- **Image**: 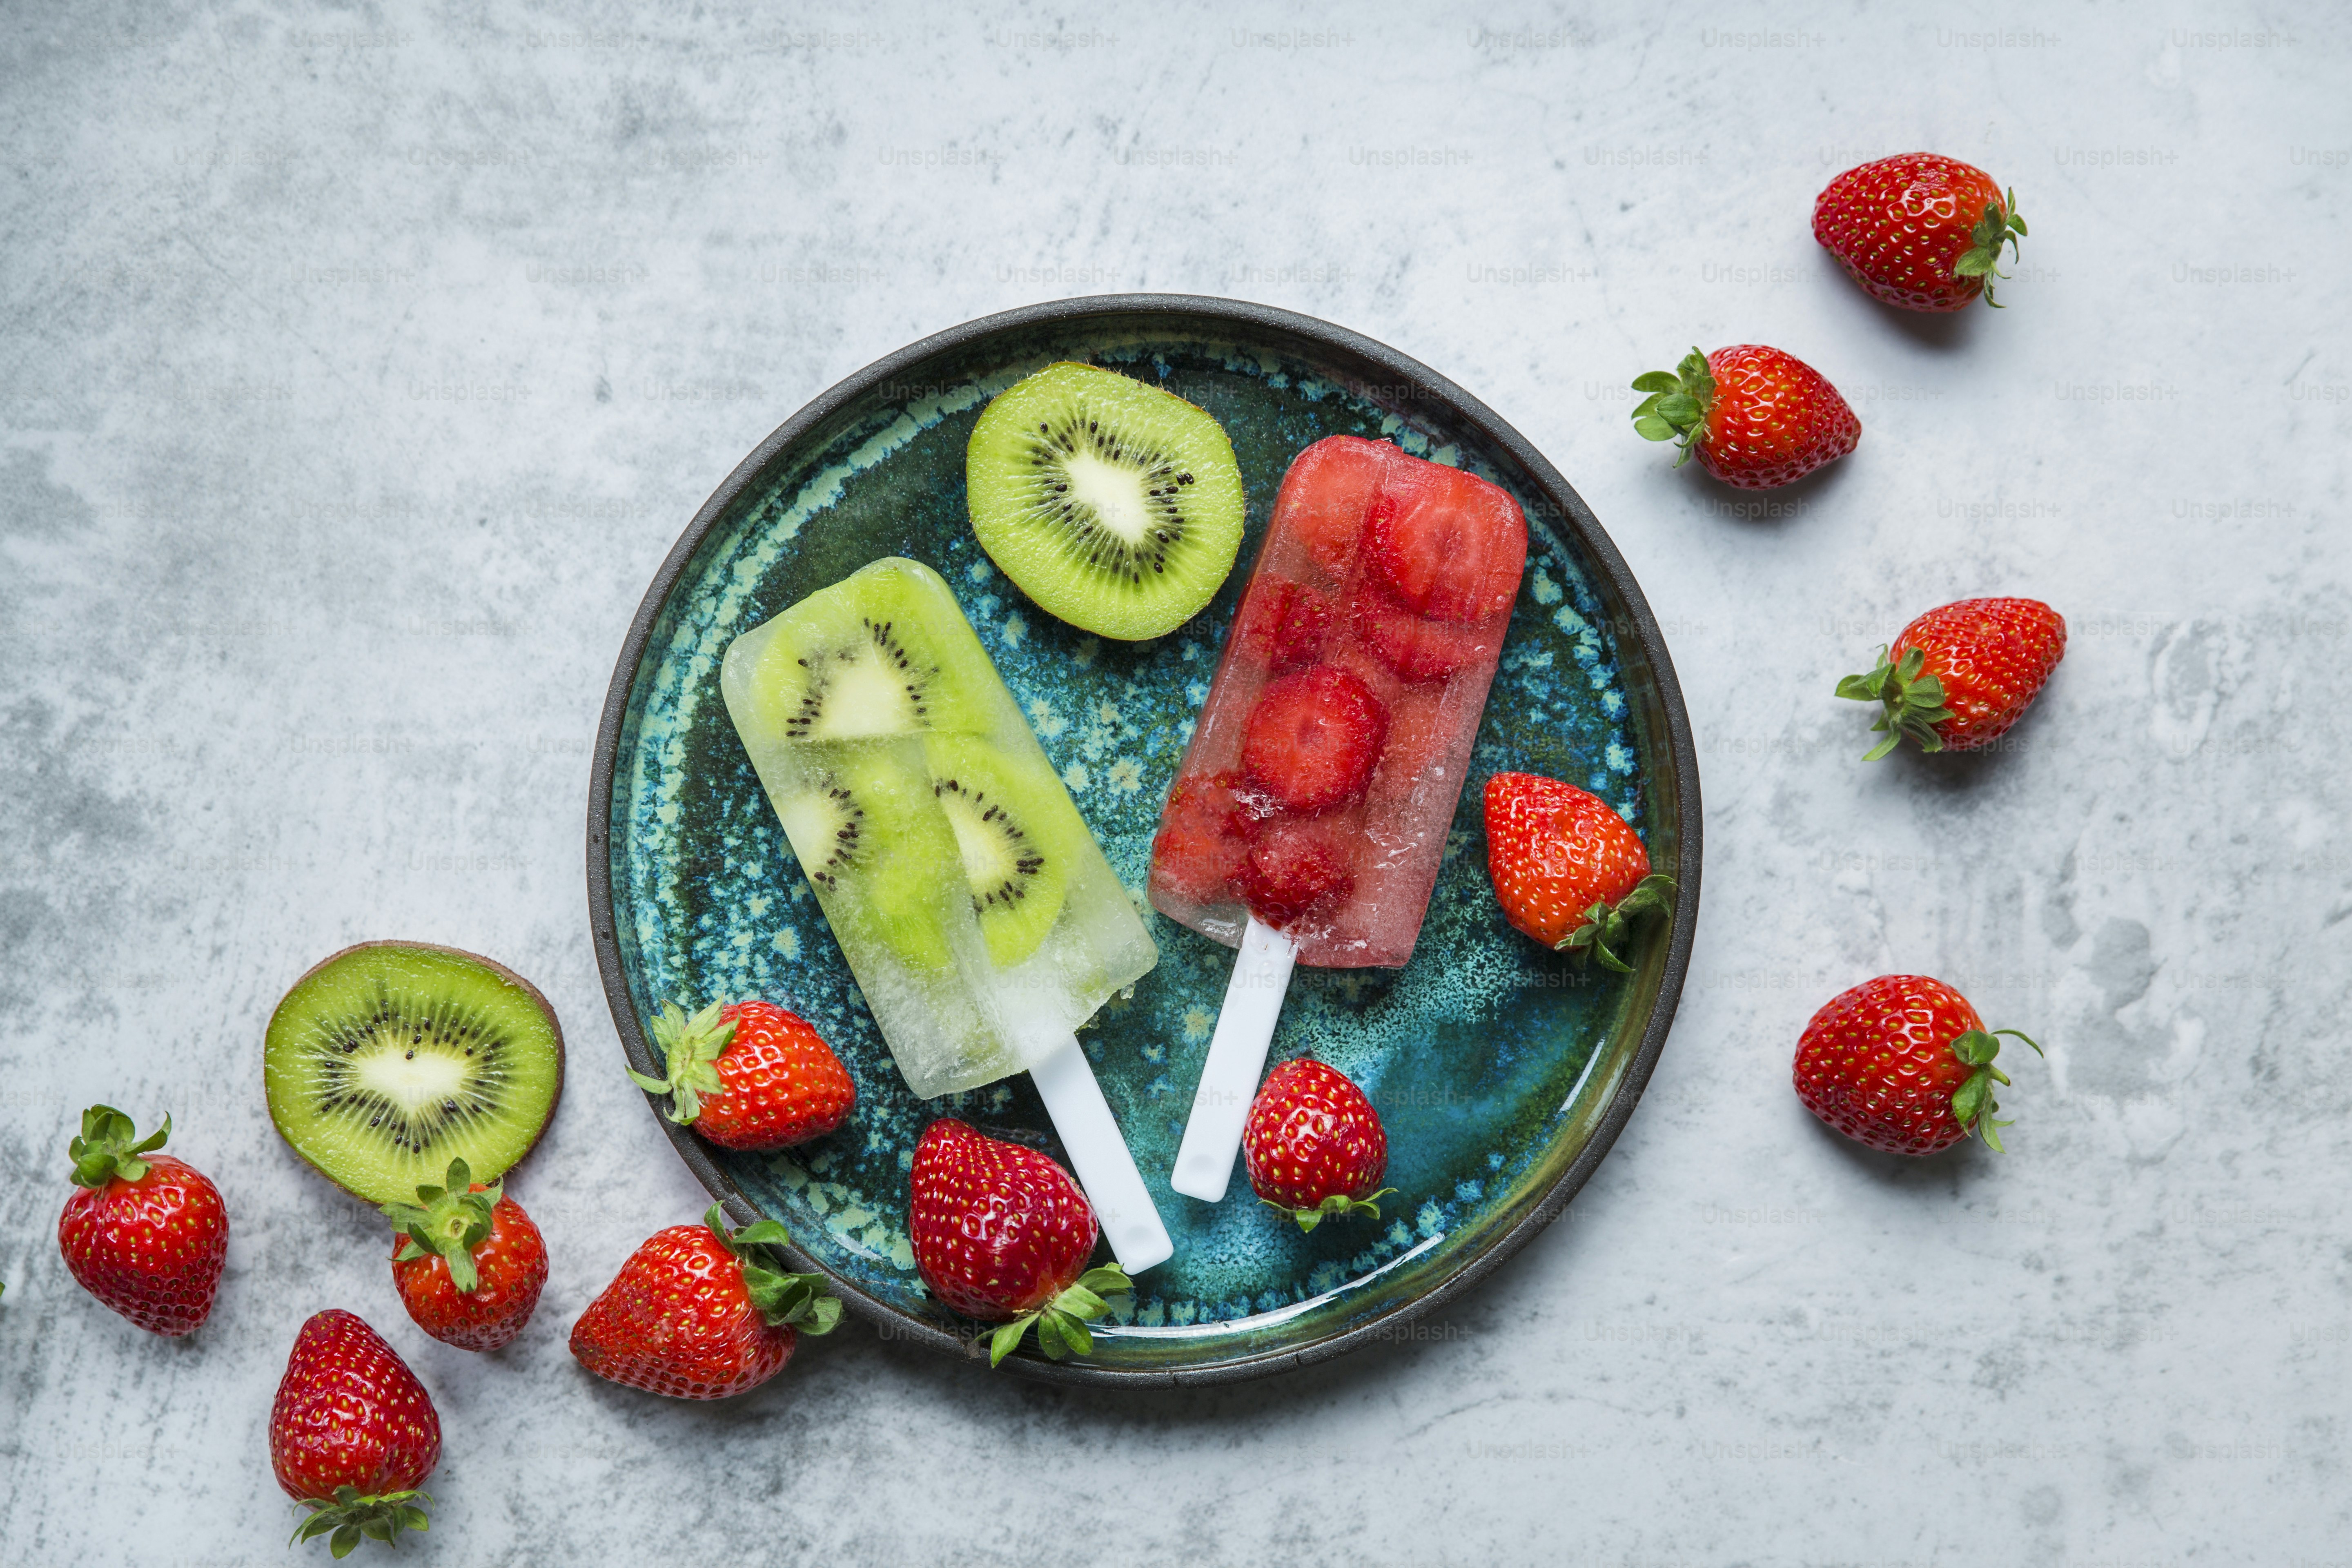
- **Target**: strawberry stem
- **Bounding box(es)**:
[1835,645,1956,760]
[380,1158,499,1296]
[68,1105,171,1188]
[289,1486,432,1558]
[1949,1028,2045,1152]
[627,1000,738,1126]
[987,1264,1133,1368]
[1264,1187,1398,1234]
[1552,873,1679,972]
[1953,188,2027,307]
[704,1205,842,1335]
[1629,349,1716,467]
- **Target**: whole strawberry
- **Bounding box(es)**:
[628,998,855,1151]
[1243,1059,1394,1231]
[382,1157,548,1352]
[1837,597,2066,759]
[1814,152,2027,311]
[58,1105,228,1337]
[1483,773,1676,971]
[271,1309,439,1556]
[1794,975,2043,1154]
[570,1206,839,1399]
[1631,345,1860,490]
[908,1118,1131,1367]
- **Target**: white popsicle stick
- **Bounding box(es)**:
[1029,1035,1174,1275]
[1170,916,1300,1203]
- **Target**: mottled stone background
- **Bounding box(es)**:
[2,3,2345,1563]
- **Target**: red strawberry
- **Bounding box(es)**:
[1234,823,1355,927]
[908,1118,1131,1367]
[57,1105,228,1337]
[1631,345,1860,490]
[1482,773,1676,971]
[1149,768,1262,905]
[381,1158,548,1352]
[1837,597,2066,759]
[1793,975,2044,1154]
[570,1206,840,1399]
[1356,601,1491,683]
[1242,1059,1393,1230]
[1274,434,1390,577]
[1241,663,1390,813]
[271,1309,439,1555]
[1360,460,1527,623]
[1814,152,2027,312]
[628,998,855,1151]
[1235,577,1335,672]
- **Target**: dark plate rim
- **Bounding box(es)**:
[586,292,1703,1388]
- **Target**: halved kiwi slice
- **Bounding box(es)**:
[264,942,563,1203]
[924,735,1079,968]
[772,748,958,973]
[966,361,1245,640]
[740,564,988,744]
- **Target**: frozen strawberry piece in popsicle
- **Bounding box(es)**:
[1281,435,1388,577]
[1241,664,1390,815]
[1234,823,1356,927]
[1234,579,1337,673]
[1149,769,1264,906]
[1361,459,1527,623]
[1148,435,1527,968]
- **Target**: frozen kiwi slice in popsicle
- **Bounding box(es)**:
[966,361,1245,640]
[924,733,1081,968]
[264,941,563,1203]
[738,565,990,744]
[773,746,959,973]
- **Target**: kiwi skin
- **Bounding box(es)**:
[264,940,564,1201]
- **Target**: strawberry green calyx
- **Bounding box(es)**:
[68,1104,171,1188]
[1629,349,1717,466]
[704,1205,842,1336]
[290,1485,432,1558]
[1953,188,2027,307]
[1836,644,1956,760]
[628,1000,739,1126]
[381,1158,499,1295]
[1556,873,1679,973]
[988,1264,1134,1368]
[1267,1187,1398,1234]
[1948,1028,2045,1152]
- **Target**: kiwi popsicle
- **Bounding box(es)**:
[720,556,1172,1273]
[1148,437,1528,1202]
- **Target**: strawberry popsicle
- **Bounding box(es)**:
[1150,437,1528,1201]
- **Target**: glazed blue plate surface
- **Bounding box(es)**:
[590,296,1699,1385]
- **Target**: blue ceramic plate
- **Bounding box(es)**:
[589,296,1699,1385]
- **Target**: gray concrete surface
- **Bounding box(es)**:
[3,3,2347,1563]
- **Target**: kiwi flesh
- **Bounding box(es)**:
[264,941,563,1203]
[966,361,1245,641]
[740,568,987,744]
[772,750,958,972]
[924,735,1072,967]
